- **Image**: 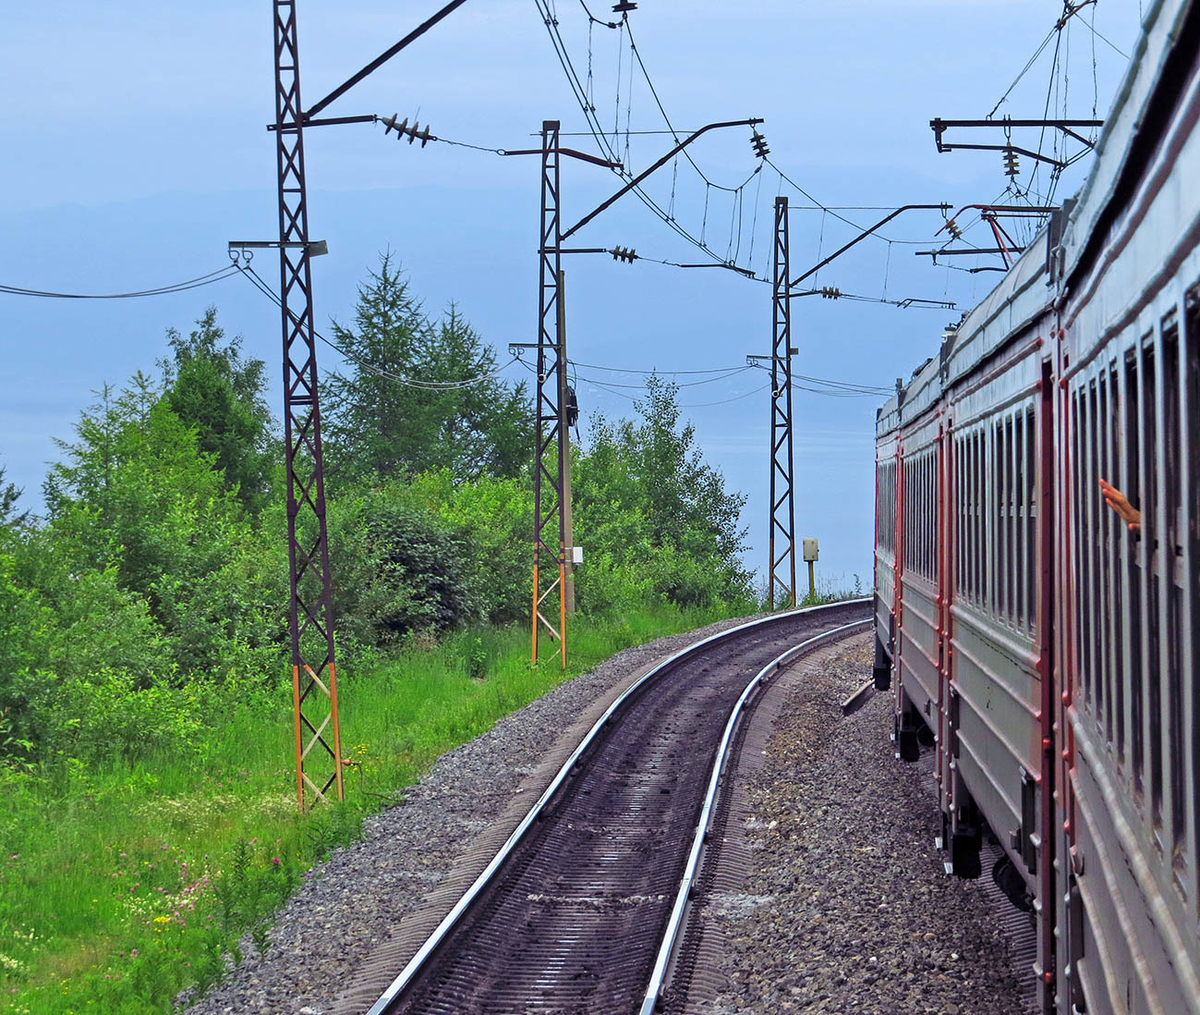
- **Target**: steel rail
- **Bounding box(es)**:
[365,598,870,1015]
[638,617,872,1015]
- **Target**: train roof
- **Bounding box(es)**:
[876,0,1191,441]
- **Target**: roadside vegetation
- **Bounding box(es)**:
[0,256,771,1013]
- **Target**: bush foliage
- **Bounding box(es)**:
[0,260,769,1013]
[1,263,754,771]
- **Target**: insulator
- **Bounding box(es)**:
[382,114,434,147]
[945,217,962,240]
[1003,146,1020,177]
[751,130,770,159]
[612,0,637,11]
[821,286,841,299]
[565,385,580,428]
[610,246,638,263]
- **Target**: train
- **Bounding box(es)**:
[872,1,1200,1012]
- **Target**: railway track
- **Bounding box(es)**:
[364,599,870,1015]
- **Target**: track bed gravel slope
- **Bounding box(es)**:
[181,622,1029,1015]
[683,636,1030,1015]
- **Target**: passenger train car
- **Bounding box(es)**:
[873,2,1200,1012]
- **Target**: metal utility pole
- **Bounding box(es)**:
[273,0,342,811]
[768,196,797,609]
[253,0,472,810]
[514,116,763,665]
[533,120,568,668]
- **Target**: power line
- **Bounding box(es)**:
[571,358,895,394]
[532,0,762,273]
[570,359,751,376]
[764,158,933,246]
[573,366,753,389]
[0,265,239,299]
[238,265,520,391]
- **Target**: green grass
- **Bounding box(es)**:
[0,602,742,1014]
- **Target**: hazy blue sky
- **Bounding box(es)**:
[0,1,1146,588]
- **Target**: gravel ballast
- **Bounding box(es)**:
[679,636,1031,1015]
[181,619,1031,1015]
[179,613,772,1015]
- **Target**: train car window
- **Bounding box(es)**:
[954,440,963,599]
[928,454,936,579]
[979,430,986,605]
[961,436,970,602]
[1089,377,1103,720]
[1108,362,1118,767]
[925,453,931,578]
[1072,387,1089,710]
[1099,368,1115,744]
[904,454,917,577]
[1162,325,1186,869]
[1000,415,1012,625]
[1014,412,1024,628]
[886,460,894,552]
[986,426,995,611]
[1142,337,1163,834]
[876,459,892,555]
[995,420,1005,620]
[1070,389,1086,705]
[974,430,983,605]
[1024,406,1037,637]
[887,461,896,553]
[908,450,937,582]
[1180,290,1200,902]
[1186,289,1200,903]
[1007,413,1017,627]
[961,437,968,601]
[1125,349,1144,798]
[966,435,974,603]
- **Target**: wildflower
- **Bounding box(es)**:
[130,949,139,957]
[272,857,280,866]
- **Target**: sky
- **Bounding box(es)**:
[0,0,1148,590]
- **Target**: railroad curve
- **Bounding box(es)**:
[366,599,870,1015]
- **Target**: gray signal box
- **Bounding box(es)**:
[802,538,819,562]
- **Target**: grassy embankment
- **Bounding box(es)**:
[0,603,742,1015]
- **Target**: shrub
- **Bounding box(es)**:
[42,669,208,762]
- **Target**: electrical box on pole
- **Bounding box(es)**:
[768,195,797,610]
[272,0,343,810]
[803,537,818,601]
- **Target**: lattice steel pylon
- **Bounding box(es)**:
[532,120,568,668]
[273,0,343,810]
[768,195,797,609]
